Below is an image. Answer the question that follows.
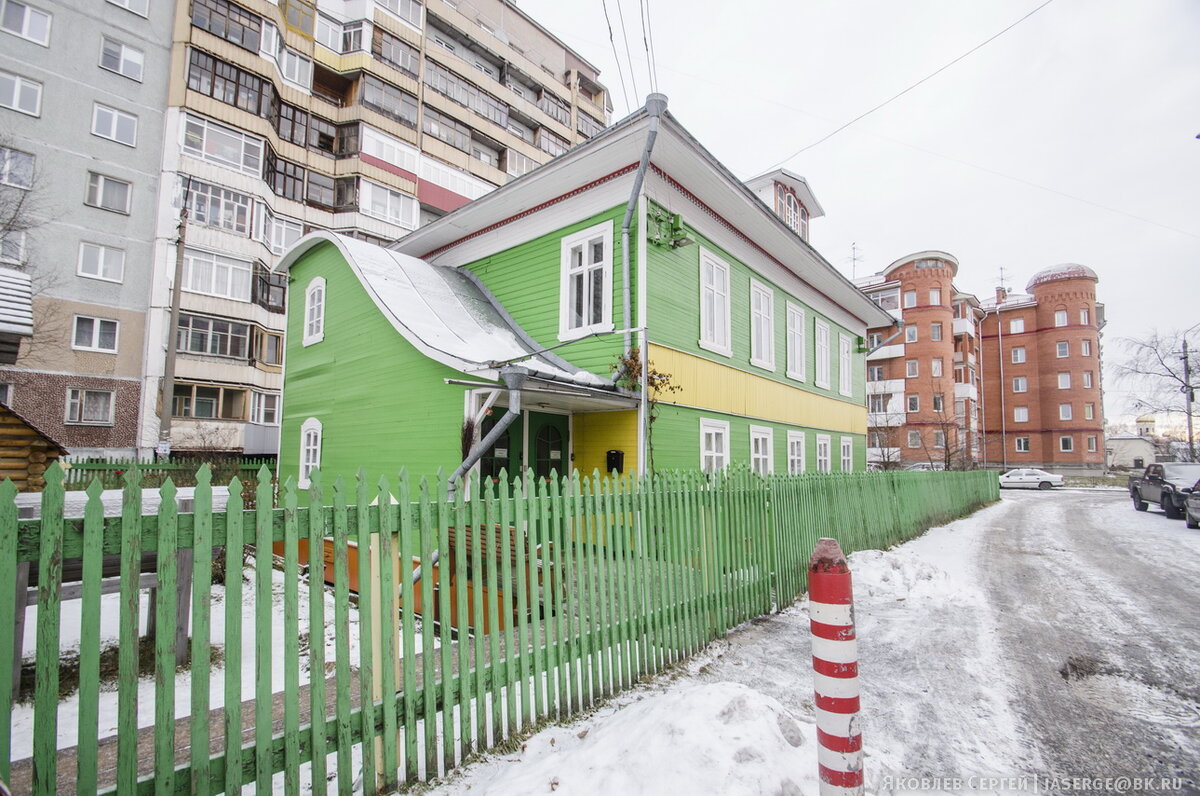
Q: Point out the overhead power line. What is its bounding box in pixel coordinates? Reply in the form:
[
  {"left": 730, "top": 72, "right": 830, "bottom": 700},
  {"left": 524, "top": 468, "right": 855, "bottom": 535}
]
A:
[
  {"left": 614, "top": 0, "right": 641, "bottom": 101},
  {"left": 639, "top": 0, "right": 659, "bottom": 94},
  {"left": 600, "top": 0, "right": 631, "bottom": 114}
]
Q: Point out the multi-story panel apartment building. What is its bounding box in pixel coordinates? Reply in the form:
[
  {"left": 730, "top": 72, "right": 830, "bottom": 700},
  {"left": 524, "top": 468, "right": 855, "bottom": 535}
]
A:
[
  {"left": 979, "top": 264, "right": 1105, "bottom": 473},
  {"left": 0, "top": 0, "right": 174, "bottom": 457},
  {"left": 142, "top": 0, "right": 611, "bottom": 458},
  {"left": 856, "top": 252, "right": 985, "bottom": 469}
]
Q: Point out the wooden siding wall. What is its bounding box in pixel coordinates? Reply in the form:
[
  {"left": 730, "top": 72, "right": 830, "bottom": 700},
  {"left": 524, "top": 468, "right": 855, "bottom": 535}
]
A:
[
  {"left": 0, "top": 408, "right": 62, "bottom": 492},
  {"left": 573, "top": 410, "right": 638, "bottom": 475}
]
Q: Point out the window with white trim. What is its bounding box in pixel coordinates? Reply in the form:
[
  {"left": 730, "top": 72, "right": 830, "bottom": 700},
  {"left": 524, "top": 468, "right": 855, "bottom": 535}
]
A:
[
  {"left": 100, "top": 37, "right": 143, "bottom": 80},
  {"left": 867, "top": 365, "right": 883, "bottom": 382},
  {"left": 376, "top": 0, "right": 422, "bottom": 29},
  {"left": 931, "top": 358, "right": 944, "bottom": 378},
  {"left": 700, "top": 418, "right": 729, "bottom": 473},
  {"left": 1087, "top": 435, "right": 1097, "bottom": 452},
  {"left": 252, "top": 204, "right": 303, "bottom": 255},
  {"left": 186, "top": 179, "right": 251, "bottom": 235},
  {"left": 868, "top": 394, "right": 887, "bottom": 413},
  {"left": 183, "top": 248, "right": 252, "bottom": 300},
  {"left": 816, "top": 435, "right": 831, "bottom": 472},
  {"left": 905, "top": 360, "right": 918, "bottom": 378},
  {"left": 85, "top": 172, "right": 131, "bottom": 214},
  {"left": 838, "top": 334, "right": 853, "bottom": 396},
  {"left": 182, "top": 114, "right": 264, "bottom": 176},
  {"left": 1059, "top": 403, "right": 1072, "bottom": 421},
  {"left": 358, "top": 179, "right": 418, "bottom": 229},
  {"left": 1012, "top": 347, "right": 1026, "bottom": 364},
  {"left": 814, "top": 319, "right": 831, "bottom": 389},
  {"left": 1058, "top": 372, "right": 1071, "bottom": 389},
  {"left": 699, "top": 248, "right": 731, "bottom": 355},
  {"left": 907, "top": 430, "right": 921, "bottom": 448},
  {"left": 72, "top": 315, "right": 118, "bottom": 352},
  {"left": 1, "top": 0, "right": 50, "bottom": 45},
  {"left": 929, "top": 289, "right": 941, "bottom": 306},
  {"left": 0, "top": 69, "right": 41, "bottom": 116},
  {"left": 65, "top": 388, "right": 114, "bottom": 425},
  {"left": 905, "top": 325, "right": 917, "bottom": 343},
  {"left": 1015, "top": 437, "right": 1030, "bottom": 453},
  {"left": 785, "top": 302, "right": 805, "bottom": 380},
  {"left": 932, "top": 392, "right": 944, "bottom": 412},
  {"left": 1054, "top": 309, "right": 1068, "bottom": 327},
  {"left": 0, "top": 146, "right": 32, "bottom": 189},
  {"left": 787, "top": 430, "right": 806, "bottom": 474},
  {"left": 0, "top": 230, "right": 24, "bottom": 264},
  {"left": 299, "top": 416, "right": 322, "bottom": 488},
  {"left": 1013, "top": 377, "right": 1028, "bottom": 393},
  {"left": 750, "top": 426, "right": 773, "bottom": 475},
  {"left": 1060, "top": 435, "right": 1073, "bottom": 452},
  {"left": 1083, "top": 371, "right": 1093, "bottom": 389},
  {"left": 177, "top": 314, "right": 249, "bottom": 358},
  {"left": 78, "top": 242, "right": 125, "bottom": 282},
  {"left": 1009, "top": 318, "right": 1024, "bottom": 334},
  {"left": 1081, "top": 339, "right": 1092, "bottom": 356},
  {"left": 250, "top": 391, "right": 279, "bottom": 425},
  {"left": 1080, "top": 308, "right": 1090, "bottom": 325},
  {"left": 1014, "top": 406, "right": 1028, "bottom": 423},
  {"left": 360, "top": 125, "right": 419, "bottom": 173},
  {"left": 559, "top": 220, "right": 612, "bottom": 340},
  {"left": 932, "top": 430, "right": 945, "bottom": 450},
  {"left": 903, "top": 290, "right": 916, "bottom": 308},
  {"left": 930, "top": 322, "right": 943, "bottom": 342},
  {"left": 107, "top": 0, "right": 148, "bottom": 16},
  {"left": 840, "top": 437, "right": 853, "bottom": 471},
  {"left": 1084, "top": 403, "right": 1095, "bottom": 420},
  {"left": 749, "top": 280, "right": 775, "bottom": 369},
  {"left": 304, "top": 277, "right": 326, "bottom": 346},
  {"left": 907, "top": 394, "right": 919, "bottom": 412},
  {"left": 91, "top": 103, "right": 137, "bottom": 146},
  {"left": 1056, "top": 341, "right": 1069, "bottom": 358}
]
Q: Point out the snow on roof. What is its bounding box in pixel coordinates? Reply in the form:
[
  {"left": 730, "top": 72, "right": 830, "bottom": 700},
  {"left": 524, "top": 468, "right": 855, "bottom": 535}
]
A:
[
  {"left": 980, "top": 291, "right": 1035, "bottom": 310},
  {"left": 1026, "top": 263, "right": 1098, "bottom": 291},
  {"left": 0, "top": 266, "right": 33, "bottom": 338},
  {"left": 277, "top": 233, "right": 608, "bottom": 387}
]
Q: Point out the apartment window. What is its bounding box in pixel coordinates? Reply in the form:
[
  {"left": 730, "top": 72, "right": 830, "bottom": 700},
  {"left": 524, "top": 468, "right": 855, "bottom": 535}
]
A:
[
  {"left": 1014, "top": 407, "right": 1029, "bottom": 423},
  {"left": 279, "top": 0, "right": 313, "bottom": 34},
  {"left": 373, "top": 28, "right": 419, "bottom": 78},
  {"left": 376, "top": 0, "right": 422, "bottom": 28},
  {"left": 424, "top": 59, "right": 509, "bottom": 129},
  {"left": 306, "top": 171, "right": 336, "bottom": 208},
  {"left": 423, "top": 106, "right": 470, "bottom": 151},
  {"left": 907, "top": 394, "right": 919, "bottom": 412},
  {"left": 182, "top": 248, "right": 252, "bottom": 301},
  {"left": 1, "top": 0, "right": 50, "bottom": 45},
  {"left": 192, "top": 0, "right": 262, "bottom": 52},
  {"left": 278, "top": 48, "right": 312, "bottom": 89},
  {"left": 867, "top": 365, "right": 884, "bottom": 382},
  {"left": 252, "top": 204, "right": 302, "bottom": 255},
  {"left": 1087, "top": 436, "right": 1098, "bottom": 453},
  {"left": 868, "top": 394, "right": 887, "bottom": 413},
  {"left": 903, "top": 290, "right": 916, "bottom": 308},
  {"left": 932, "top": 430, "right": 945, "bottom": 450},
  {"left": 1009, "top": 318, "right": 1024, "bottom": 334},
  {"left": 100, "top": 37, "right": 144, "bottom": 81},
  {"left": 360, "top": 75, "right": 418, "bottom": 128},
  {"left": 905, "top": 325, "right": 918, "bottom": 343},
  {"left": 905, "top": 359, "right": 919, "bottom": 378},
  {"left": 840, "top": 437, "right": 853, "bottom": 471},
  {"left": 1084, "top": 403, "right": 1095, "bottom": 421},
  {"left": 1054, "top": 309, "right": 1068, "bottom": 327},
  {"left": 931, "top": 358, "right": 944, "bottom": 378},
  {"left": 72, "top": 316, "right": 118, "bottom": 352},
  {"left": 66, "top": 388, "right": 114, "bottom": 425},
  {"left": 867, "top": 332, "right": 883, "bottom": 349},
  {"left": 907, "top": 430, "right": 921, "bottom": 449},
  {"left": 264, "top": 154, "right": 305, "bottom": 202},
  {"left": 304, "top": 277, "right": 326, "bottom": 346},
  {"left": 172, "top": 383, "right": 245, "bottom": 420},
  {"left": 250, "top": 391, "right": 279, "bottom": 425},
  {"left": 1080, "top": 308, "right": 1090, "bottom": 325},
  {"left": 699, "top": 249, "right": 731, "bottom": 356},
  {"left": 107, "top": 0, "right": 149, "bottom": 17},
  {"left": 1013, "top": 377, "right": 1028, "bottom": 393},
  {"left": 504, "top": 148, "right": 535, "bottom": 178},
  {"left": 787, "top": 431, "right": 806, "bottom": 474},
  {"left": 700, "top": 418, "right": 729, "bottom": 473},
  {"left": 932, "top": 393, "right": 944, "bottom": 413},
  {"left": 360, "top": 125, "right": 418, "bottom": 172},
  {"left": 0, "top": 230, "right": 23, "bottom": 264},
  {"left": 1015, "top": 437, "right": 1030, "bottom": 453},
  {"left": 1060, "top": 435, "right": 1074, "bottom": 452},
  {"left": 252, "top": 263, "right": 286, "bottom": 314},
  {"left": 91, "top": 103, "right": 138, "bottom": 147},
  {"left": 78, "top": 242, "right": 125, "bottom": 282},
  {"left": 929, "top": 289, "right": 941, "bottom": 306},
  {"left": 0, "top": 146, "right": 33, "bottom": 189},
  {"left": 253, "top": 326, "right": 282, "bottom": 363},
  {"left": 559, "top": 220, "right": 612, "bottom": 339},
  {"left": 1056, "top": 372, "right": 1070, "bottom": 389},
  {"left": 85, "top": 172, "right": 131, "bottom": 214},
  {"left": 359, "top": 179, "right": 418, "bottom": 229},
  {"left": 577, "top": 111, "right": 605, "bottom": 139},
  {"left": 1012, "top": 347, "right": 1026, "bottom": 364},
  {"left": 177, "top": 314, "right": 249, "bottom": 359},
  {"left": 750, "top": 426, "right": 773, "bottom": 475},
  {"left": 1059, "top": 404, "right": 1072, "bottom": 421},
  {"left": 1081, "top": 339, "right": 1092, "bottom": 357},
  {"left": 186, "top": 179, "right": 250, "bottom": 235},
  {"left": 750, "top": 281, "right": 775, "bottom": 369},
  {"left": 537, "top": 128, "right": 569, "bottom": 158},
  {"left": 930, "top": 322, "right": 943, "bottom": 342},
  {"left": 183, "top": 114, "right": 264, "bottom": 175},
  {"left": 187, "top": 51, "right": 275, "bottom": 119},
  {"left": 816, "top": 435, "right": 831, "bottom": 473},
  {"left": 0, "top": 69, "right": 42, "bottom": 116},
  {"left": 1083, "top": 371, "right": 1093, "bottom": 389},
  {"left": 815, "top": 320, "right": 831, "bottom": 389},
  {"left": 1056, "top": 341, "right": 1069, "bottom": 358}
]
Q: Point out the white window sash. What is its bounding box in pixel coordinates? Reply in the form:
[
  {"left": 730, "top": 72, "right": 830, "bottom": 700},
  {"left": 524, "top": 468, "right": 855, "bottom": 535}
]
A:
[
  {"left": 785, "top": 303, "right": 805, "bottom": 381},
  {"left": 558, "top": 220, "right": 613, "bottom": 340},
  {"left": 698, "top": 248, "right": 731, "bottom": 356},
  {"left": 749, "top": 280, "right": 775, "bottom": 370}
]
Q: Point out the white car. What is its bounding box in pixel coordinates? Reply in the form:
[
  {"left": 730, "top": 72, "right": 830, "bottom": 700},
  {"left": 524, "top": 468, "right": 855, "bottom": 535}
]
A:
[{"left": 998, "top": 468, "right": 1065, "bottom": 490}]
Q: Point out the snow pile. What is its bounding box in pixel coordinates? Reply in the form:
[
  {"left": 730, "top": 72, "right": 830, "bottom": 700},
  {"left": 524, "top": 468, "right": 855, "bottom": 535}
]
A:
[
  {"left": 442, "top": 682, "right": 817, "bottom": 795},
  {"left": 846, "top": 547, "right": 975, "bottom": 605}
]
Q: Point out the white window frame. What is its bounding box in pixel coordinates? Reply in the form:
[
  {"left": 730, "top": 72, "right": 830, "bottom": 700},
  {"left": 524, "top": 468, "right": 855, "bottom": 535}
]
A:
[
  {"left": 1080, "top": 308, "right": 1090, "bottom": 325},
  {"left": 557, "top": 220, "right": 613, "bottom": 341},
  {"left": 1054, "top": 309, "right": 1068, "bottom": 327},
  {"left": 1058, "top": 372, "right": 1071, "bottom": 389},
  {"left": 785, "top": 302, "right": 805, "bottom": 381},
  {"left": 699, "top": 418, "right": 730, "bottom": 473},
  {"left": 0, "top": 69, "right": 42, "bottom": 116},
  {"left": 1059, "top": 403, "right": 1072, "bottom": 421},
  {"left": 840, "top": 436, "right": 853, "bottom": 472},
  {"left": 1059, "top": 435, "right": 1073, "bottom": 452},
  {"left": 1012, "top": 347, "right": 1026, "bottom": 364},
  {"left": 376, "top": 0, "right": 422, "bottom": 30},
  {"left": 929, "top": 289, "right": 941, "bottom": 306},
  {"left": 698, "top": 247, "right": 731, "bottom": 356},
  {"left": 299, "top": 417, "right": 323, "bottom": 488},
  {"left": 72, "top": 315, "right": 119, "bottom": 352},
  {"left": 1009, "top": 318, "right": 1025, "bottom": 334},
  {"left": 78, "top": 242, "right": 125, "bottom": 282},
  {"left": 902, "top": 290, "right": 916, "bottom": 308},
  {"left": 749, "top": 425, "right": 773, "bottom": 475},
  {"left": 182, "top": 247, "right": 252, "bottom": 301},
  {"left": 91, "top": 102, "right": 138, "bottom": 147},
  {"left": 1056, "top": 341, "right": 1069, "bottom": 358},
  {"left": 816, "top": 434, "right": 832, "bottom": 473},
  {"left": 867, "top": 365, "right": 884, "bottom": 382},
  {"left": 814, "top": 319, "right": 831, "bottom": 389},
  {"left": 838, "top": 334, "right": 853, "bottom": 396},
  {"left": 1083, "top": 371, "right": 1093, "bottom": 389},
  {"left": 1081, "top": 339, "right": 1092, "bottom": 357},
  {"left": 931, "top": 358, "right": 944, "bottom": 378},
  {"left": 304, "top": 276, "right": 326, "bottom": 346},
  {"left": 85, "top": 172, "right": 131, "bottom": 214},
  {"left": 1015, "top": 437, "right": 1030, "bottom": 453},
  {"left": 0, "top": 146, "right": 33, "bottom": 189},
  {"left": 65, "top": 388, "right": 115, "bottom": 425},
  {"left": 930, "top": 322, "right": 943, "bottom": 342},
  {"left": 907, "top": 394, "right": 919, "bottom": 412},
  {"left": 932, "top": 430, "right": 945, "bottom": 450},
  {"left": 786, "top": 430, "right": 806, "bottom": 474},
  {"left": 932, "top": 392, "right": 944, "bottom": 413},
  {"left": 250, "top": 392, "right": 280, "bottom": 425},
  {"left": 106, "top": 0, "right": 148, "bottom": 17},
  {"left": 1014, "top": 406, "right": 1029, "bottom": 423},
  {"left": 1013, "top": 377, "right": 1028, "bottom": 394},
  {"left": 182, "top": 113, "right": 264, "bottom": 176},
  {"left": 1087, "top": 436, "right": 1097, "bottom": 452},
  {"left": 749, "top": 280, "right": 775, "bottom": 370},
  {"left": 905, "top": 360, "right": 919, "bottom": 378},
  {"left": 359, "top": 179, "right": 419, "bottom": 229},
  {"left": 1084, "top": 403, "right": 1095, "bottom": 420},
  {"left": 0, "top": 0, "right": 51, "bottom": 46},
  {"left": 907, "top": 430, "right": 921, "bottom": 449},
  {"left": 905, "top": 325, "right": 918, "bottom": 343},
  {"left": 100, "top": 36, "right": 143, "bottom": 81}
]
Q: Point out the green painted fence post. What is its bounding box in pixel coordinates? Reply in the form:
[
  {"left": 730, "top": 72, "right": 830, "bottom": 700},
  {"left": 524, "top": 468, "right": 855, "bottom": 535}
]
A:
[
  {"left": 0, "top": 479, "right": 15, "bottom": 784},
  {"left": 190, "top": 466, "right": 214, "bottom": 796}
]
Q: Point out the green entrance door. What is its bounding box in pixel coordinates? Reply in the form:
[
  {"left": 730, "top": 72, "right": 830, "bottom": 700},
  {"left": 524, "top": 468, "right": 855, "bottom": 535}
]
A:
[{"left": 527, "top": 411, "right": 570, "bottom": 481}]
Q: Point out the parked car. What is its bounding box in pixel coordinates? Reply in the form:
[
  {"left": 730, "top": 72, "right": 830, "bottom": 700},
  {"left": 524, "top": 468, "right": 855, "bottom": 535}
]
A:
[
  {"left": 1129, "top": 463, "right": 1200, "bottom": 518},
  {"left": 998, "top": 468, "right": 1064, "bottom": 489},
  {"left": 1185, "top": 479, "right": 1200, "bottom": 529},
  {"left": 904, "top": 462, "right": 946, "bottom": 472}
]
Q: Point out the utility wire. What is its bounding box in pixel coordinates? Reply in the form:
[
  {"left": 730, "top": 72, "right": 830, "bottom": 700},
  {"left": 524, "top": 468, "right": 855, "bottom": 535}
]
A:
[
  {"left": 600, "top": 0, "right": 631, "bottom": 114},
  {"left": 614, "top": 0, "right": 640, "bottom": 102},
  {"left": 639, "top": 0, "right": 659, "bottom": 93},
  {"left": 763, "top": 0, "right": 1057, "bottom": 171}
]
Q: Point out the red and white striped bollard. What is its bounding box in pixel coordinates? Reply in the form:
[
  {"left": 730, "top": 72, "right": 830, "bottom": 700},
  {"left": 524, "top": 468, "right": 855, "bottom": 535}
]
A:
[{"left": 809, "top": 537, "right": 863, "bottom": 795}]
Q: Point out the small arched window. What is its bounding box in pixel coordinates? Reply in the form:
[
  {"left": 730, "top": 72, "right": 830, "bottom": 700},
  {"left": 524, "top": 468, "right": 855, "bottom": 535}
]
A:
[
  {"left": 783, "top": 193, "right": 801, "bottom": 234},
  {"left": 299, "top": 417, "right": 322, "bottom": 488},
  {"left": 799, "top": 206, "right": 809, "bottom": 240},
  {"left": 304, "top": 277, "right": 326, "bottom": 346}
]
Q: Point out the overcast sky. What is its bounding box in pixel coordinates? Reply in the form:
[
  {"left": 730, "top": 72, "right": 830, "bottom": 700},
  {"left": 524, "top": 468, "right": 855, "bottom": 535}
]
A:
[{"left": 516, "top": 0, "right": 1200, "bottom": 427}]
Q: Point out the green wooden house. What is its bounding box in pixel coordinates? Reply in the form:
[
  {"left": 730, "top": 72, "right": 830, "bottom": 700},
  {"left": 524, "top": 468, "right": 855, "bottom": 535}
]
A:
[{"left": 275, "top": 95, "right": 895, "bottom": 488}]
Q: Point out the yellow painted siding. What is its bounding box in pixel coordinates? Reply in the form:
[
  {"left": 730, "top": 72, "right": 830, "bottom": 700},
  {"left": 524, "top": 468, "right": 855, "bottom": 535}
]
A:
[
  {"left": 573, "top": 411, "right": 639, "bottom": 475},
  {"left": 650, "top": 345, "right": 867, "bottom": 435}
]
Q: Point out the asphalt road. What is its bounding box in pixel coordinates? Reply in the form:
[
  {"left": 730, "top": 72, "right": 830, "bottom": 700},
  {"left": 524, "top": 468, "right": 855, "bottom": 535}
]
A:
[{"left": 981, "top": 489, "right": 1200, "bottom": 788}]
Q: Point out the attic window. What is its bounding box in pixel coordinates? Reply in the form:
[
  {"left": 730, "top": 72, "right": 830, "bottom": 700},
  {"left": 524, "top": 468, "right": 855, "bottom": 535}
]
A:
[
  {"left": 304, "top": 276, "right": 326, "bottom": 345},
  {"left": 559, "top": 220, "right": 613, "bottom": 340}
]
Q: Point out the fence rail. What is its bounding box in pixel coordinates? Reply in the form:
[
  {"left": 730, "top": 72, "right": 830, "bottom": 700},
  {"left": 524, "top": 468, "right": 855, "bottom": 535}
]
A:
[
  {"left": 60, "top": 458, "right": 276, "bottom": 491},
  {"left": 0, "top": 464, "right": 997, "bottom": 794}
]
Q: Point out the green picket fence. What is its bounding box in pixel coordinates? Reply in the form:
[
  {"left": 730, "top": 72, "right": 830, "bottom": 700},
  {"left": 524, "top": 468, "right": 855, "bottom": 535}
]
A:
[
  {"left": 60, "top": 458, "right": 276, "bottom": 491},
  {"left": 0, "top": 464, "right": 997, "bottom": 794}
]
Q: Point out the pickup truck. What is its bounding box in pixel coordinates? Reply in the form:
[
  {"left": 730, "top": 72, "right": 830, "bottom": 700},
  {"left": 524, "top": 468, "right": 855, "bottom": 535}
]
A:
[{"left": 1130, "top": 462, "right": 1200, "bottom": 518}]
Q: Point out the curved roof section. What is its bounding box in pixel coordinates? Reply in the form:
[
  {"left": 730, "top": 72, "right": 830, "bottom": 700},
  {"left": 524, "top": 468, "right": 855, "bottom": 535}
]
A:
[
  {"left": 276, "top": 232, "right": 607, "bottom": 387},
  {"left": 1026, "top": 263, "right": 1098, "bottom": 291},
  {"left": 883, "top": 251, "right": 959, "bottom": 279}
]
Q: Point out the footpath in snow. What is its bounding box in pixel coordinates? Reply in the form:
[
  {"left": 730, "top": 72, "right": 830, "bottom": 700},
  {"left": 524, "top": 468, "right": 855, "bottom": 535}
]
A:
[{"left": 425, "top": 497, "right": 1031, "bottom": 795}]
